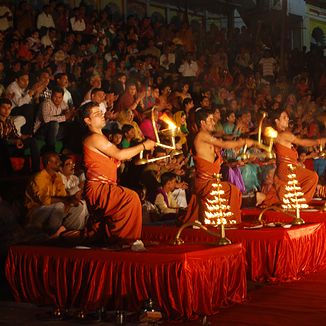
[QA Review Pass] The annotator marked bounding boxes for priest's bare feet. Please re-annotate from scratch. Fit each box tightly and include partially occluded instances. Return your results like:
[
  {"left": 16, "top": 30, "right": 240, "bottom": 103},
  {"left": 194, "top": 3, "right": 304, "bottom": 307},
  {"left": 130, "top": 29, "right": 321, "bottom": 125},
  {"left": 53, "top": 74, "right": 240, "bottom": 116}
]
[
  {"left": 48, "top": 226, "right": 66, "bottom": 240},
  {"left": 256, "top": 192, "right": 266, "bottom": 206}
]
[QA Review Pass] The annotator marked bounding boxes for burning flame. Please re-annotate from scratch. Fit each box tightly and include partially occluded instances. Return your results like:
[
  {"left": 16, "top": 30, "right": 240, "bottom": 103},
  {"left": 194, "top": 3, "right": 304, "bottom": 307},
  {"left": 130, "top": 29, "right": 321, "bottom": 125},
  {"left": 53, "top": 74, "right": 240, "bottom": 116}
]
[
  {"left": 264, "top": 126, "right": 278, "bottom": 138},
  {"left": 159, "top": 113, "right": 177, "bottom": 130}
]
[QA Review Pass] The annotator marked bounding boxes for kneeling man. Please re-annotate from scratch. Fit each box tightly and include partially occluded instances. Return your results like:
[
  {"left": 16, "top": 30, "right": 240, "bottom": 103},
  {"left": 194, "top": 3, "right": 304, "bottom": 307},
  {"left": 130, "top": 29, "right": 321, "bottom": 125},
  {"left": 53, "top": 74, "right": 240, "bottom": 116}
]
[{"left": 181, "top": 109, "right": 254, "bottom": 224}]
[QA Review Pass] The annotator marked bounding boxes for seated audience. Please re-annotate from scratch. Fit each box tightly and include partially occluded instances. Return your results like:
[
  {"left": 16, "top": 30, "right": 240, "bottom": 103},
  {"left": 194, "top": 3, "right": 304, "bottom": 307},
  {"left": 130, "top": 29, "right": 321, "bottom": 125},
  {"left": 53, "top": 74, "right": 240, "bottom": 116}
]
[
  {"left": 148, "top": 172, "right": 180, "bottom": 221},
  {"left": 6, "top": 70, "right": 47, "bottom": 137},
  {"left": 34, "top": 86, "right": 79, "bottom": 152},
  {"left": 0, "top": 98, "right": 40, "bottom": 175},
  {"left": 25, "top": 151, "right": 88, "bottom": 238}
]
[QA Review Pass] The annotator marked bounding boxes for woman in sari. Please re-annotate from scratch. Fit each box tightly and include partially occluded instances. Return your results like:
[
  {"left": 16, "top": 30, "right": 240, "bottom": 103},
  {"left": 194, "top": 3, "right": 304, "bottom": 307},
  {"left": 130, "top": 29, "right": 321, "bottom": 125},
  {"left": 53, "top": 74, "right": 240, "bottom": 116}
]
[
  {"left": 173, "top": 110, "right": 189, "bottom": 152},
  {"left": 116, "top": 108, "right": 144, "bottom": 142},
  {"left": 140, "top": 84, "right": 156, "bottom": 109}
]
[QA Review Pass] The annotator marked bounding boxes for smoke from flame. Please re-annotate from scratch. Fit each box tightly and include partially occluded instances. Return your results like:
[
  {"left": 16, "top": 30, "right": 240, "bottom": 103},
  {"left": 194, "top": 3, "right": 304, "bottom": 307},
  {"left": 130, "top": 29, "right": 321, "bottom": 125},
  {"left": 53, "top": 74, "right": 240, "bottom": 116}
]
[
  {"left": 159, "top": 113, "right": 177, "bottom": 129},
  {"left": 264, "top": 126, "right": 278, "bottom": 138}
]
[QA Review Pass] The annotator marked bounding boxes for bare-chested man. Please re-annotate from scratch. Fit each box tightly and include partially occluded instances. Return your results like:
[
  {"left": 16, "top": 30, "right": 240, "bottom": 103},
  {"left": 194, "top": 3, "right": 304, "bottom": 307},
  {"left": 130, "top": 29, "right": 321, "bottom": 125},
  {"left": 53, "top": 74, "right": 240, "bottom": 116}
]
[
  {"left": 181, "top": 109, "right": 255, "bottom": 224},
  {"left": 264, "top": 109, "right": 326, "bottom": 206},
  {"left": 62, "top": 101, "right": 155, "bottom": 244}
]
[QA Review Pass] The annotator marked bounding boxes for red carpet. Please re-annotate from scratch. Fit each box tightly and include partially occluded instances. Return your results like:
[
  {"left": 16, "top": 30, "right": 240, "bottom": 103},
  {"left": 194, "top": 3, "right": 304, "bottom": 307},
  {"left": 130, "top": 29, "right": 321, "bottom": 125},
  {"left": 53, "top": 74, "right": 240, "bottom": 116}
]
[{"left": 161, "top": 268, "right": 326, "bottom": 326}]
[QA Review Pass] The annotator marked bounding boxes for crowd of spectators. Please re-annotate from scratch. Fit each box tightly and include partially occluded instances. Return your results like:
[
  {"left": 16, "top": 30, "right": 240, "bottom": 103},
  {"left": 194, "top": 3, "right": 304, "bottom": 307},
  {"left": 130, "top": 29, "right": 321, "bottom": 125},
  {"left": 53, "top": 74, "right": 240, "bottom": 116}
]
[{"left": 1, "top": 0, "right": 326, "bottom": 243}]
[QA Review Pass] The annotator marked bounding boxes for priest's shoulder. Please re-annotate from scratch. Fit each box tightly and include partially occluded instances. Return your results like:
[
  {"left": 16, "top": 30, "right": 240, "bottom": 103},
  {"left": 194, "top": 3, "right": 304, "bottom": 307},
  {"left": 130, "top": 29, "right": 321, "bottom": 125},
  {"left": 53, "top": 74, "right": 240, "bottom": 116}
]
[{"left": 83, "top": 132, "right": 108, "bottom": 145}]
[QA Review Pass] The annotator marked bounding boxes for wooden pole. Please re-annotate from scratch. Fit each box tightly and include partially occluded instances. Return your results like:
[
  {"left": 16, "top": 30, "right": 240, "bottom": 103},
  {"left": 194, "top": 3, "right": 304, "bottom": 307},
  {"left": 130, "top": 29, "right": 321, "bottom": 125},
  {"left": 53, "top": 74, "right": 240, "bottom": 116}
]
[{"left": 280, "top": 0, "right": 287, "bottom": 75}]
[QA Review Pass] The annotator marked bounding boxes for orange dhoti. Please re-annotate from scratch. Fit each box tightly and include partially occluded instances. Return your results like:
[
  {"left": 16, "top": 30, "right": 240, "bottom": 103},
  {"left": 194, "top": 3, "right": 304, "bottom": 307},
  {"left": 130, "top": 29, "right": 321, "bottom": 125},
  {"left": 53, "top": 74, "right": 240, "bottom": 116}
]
[
  {"left": 264, "top": 142, "right": 318, "bottom": 206},
  {"left": 182, "top": 151, "right": 242, "bottom": 224},
  {"left": 79, "top": 145, "right": 142, "bottom": 244}
]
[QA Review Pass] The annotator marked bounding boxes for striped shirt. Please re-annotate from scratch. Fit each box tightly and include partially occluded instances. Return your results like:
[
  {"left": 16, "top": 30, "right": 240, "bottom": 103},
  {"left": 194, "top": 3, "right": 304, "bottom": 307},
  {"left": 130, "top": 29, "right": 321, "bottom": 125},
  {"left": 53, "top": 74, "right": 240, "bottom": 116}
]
[
  {"left": 0, "top": 118, "right": 20, "bottom": 144},
  {"left": 259, "top": 57, "right": 276, "bottom": 77},
  {"left": 33, "top": 98, "right": 68, "bottom": 133}
]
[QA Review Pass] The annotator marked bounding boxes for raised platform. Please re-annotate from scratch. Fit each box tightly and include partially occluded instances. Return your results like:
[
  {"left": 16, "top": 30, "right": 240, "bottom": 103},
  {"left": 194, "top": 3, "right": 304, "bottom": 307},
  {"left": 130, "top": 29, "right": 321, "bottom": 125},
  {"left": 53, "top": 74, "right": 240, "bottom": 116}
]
[
  {"left": 242, "top": 200, "right": 326, "bottom": 224},
  {"left": 141, "top": 223, "right": 326, "bottom": 283},
  {"left": 5, "top": 241, "right": 246, "bottom": 320}
]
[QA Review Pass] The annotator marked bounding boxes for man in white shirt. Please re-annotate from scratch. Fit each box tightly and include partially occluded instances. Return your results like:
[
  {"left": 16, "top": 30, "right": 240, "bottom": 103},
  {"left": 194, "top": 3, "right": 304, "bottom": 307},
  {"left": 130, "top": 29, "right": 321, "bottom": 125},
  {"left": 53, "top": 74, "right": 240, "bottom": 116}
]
[
  {"left": 104, "top": 47, "right": 118, "bottom": 64},
  {"left": 34, "top": 87, "right": 78, "bottom": 151},
  {"left": 159, "top": 46, "right": 175, "bottom": 72},
  {"left": 59, "top": 154, "right": 89, "bottom": 223},
  {"left": 149, "top": 172, "right": 180, "bottom": 221},
  {"left": 6, "top": 70, "right": 46, "bottom": 137},
  {"left": 41, "top": 27, "right": 56, "bottom": 48},
  {"left": 37, "top": 5, "right": 55, "bottom": 31},
  {"left": 178, "top": 51, "right": 198, "bottom": 91},
  {"left": 54, "top": 73, "right": 74, "bottom": 109},
  {"left": 70, "top": 7, "right": 85, "bottom": 32}
]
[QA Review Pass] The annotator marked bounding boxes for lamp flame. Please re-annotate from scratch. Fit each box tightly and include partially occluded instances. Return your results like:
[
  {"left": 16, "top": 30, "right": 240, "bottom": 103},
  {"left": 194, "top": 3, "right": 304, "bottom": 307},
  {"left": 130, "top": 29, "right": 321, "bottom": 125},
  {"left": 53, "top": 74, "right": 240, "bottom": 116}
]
[
  {"left": 160, "top": 113, "right": 177, "bottom": 130},
  {"left": 264, "top": 127, "right": 278, "bottom": 138}
]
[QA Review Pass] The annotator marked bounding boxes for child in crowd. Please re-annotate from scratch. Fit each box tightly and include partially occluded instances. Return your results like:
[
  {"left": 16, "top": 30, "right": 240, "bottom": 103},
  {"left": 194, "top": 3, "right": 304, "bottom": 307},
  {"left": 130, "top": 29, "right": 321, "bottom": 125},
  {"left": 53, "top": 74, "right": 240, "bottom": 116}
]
[
  {"left": 261, "top": 168, "right": 275, "bottom": 195},
  {"left": 121, "top": 124, "right": 136, "bottom": 148},
  {"left": 135, "top": 184, "right": 157, "bottom": 224},
  {"left": 111, "top": 129, "right": 123, "bottom": 148},
  {"left": 298, "top": 148, "right": 307, "bottom": 168}
]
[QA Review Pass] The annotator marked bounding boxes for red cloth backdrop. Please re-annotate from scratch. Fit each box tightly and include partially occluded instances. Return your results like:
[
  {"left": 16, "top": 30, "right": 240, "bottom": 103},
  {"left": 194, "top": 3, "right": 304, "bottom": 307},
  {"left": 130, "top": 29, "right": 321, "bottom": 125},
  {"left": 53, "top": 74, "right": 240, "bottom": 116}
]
[
  {"left": 141, "top": 223, "right": 326, "bottom": 283},
  {"left": 5, "top": 241, "right": 247, "bottom": 320}
]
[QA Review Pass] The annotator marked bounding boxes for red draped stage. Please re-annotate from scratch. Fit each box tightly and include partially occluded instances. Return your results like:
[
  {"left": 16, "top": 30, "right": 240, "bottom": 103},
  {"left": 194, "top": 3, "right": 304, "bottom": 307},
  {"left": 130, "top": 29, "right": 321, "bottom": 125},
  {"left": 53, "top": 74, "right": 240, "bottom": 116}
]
[
  {"left": 5, "top": 241, "right": 246, "bottom": 320},
  {"left": 141, "top": 223, "right": 326, "bottom": 283},
  {"left": 242, "top": 204, "right": 326, "bottom": 224}
]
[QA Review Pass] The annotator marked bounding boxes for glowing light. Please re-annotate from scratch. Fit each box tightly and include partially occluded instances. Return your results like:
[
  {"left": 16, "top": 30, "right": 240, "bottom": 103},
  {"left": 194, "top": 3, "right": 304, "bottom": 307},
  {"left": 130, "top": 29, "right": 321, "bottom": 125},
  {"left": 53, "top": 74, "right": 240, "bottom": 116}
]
[
  {"left": 282, "top": 165, "right": 308, "bottom": 211},
  {"left": 204, "top": 175, "right": 236, "bottom": 225},
  {"left": 264, "top": 126, "right": 278, "bottom": 138},
  {"left": 159, "top": 113, "right": 177, "bottom": 129}
]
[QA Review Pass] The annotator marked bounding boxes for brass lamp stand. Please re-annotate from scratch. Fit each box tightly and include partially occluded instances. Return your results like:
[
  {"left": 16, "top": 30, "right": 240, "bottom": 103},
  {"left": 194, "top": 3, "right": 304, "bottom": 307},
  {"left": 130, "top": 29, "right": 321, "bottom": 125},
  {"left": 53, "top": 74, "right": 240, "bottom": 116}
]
[
  {"left": 254, "top": 165, "right": 306, "bottom": 225},
  {"left": 169, "top": 221, "right": 231, "bottom": 247},
  {"left": 170, "top": 174, "right": 234, "bottom": 247}
]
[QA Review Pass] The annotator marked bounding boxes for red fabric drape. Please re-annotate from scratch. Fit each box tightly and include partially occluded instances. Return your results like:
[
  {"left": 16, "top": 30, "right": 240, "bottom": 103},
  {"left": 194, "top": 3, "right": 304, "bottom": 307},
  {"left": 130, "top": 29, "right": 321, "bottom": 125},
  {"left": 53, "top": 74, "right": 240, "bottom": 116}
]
[
  {"left": 241, "top": 207, "right": 326, "bottom": 224},
  {"left": 141, "top": 223, "right": 326, "bottom": 283},
  {"left": 5, "top": 241, "right": 246, "bottom": 320}
]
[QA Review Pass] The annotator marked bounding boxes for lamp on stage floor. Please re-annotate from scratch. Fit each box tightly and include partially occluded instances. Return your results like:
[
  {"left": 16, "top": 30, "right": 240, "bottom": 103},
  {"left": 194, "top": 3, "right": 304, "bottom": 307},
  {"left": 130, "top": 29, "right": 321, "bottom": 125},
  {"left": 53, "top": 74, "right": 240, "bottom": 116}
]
[
  {"left": 170, "top": 174, "right": 236, "bottom": 246},
  {"left": 254, "top": 164, "right": 306, "bottom": 225}
]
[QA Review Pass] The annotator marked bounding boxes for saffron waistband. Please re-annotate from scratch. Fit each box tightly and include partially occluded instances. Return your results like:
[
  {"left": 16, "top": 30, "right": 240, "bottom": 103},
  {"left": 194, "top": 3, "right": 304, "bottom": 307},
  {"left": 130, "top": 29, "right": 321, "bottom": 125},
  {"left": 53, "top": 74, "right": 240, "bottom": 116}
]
[
  {"left": 196, "top": 169, "right": 220, "bottom": 182},
  {"left": 86, "top": 169, "right": 117, "bottom": 185},
  {"left": 276, "top": 155, "right": 299, "bottom": 167}
]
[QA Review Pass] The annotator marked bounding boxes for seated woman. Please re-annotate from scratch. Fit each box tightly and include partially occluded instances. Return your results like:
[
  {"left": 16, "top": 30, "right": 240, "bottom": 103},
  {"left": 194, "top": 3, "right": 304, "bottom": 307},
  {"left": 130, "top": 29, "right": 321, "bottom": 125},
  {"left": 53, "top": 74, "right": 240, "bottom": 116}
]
[
  {"left": 221, "top": 146, "right": 263, "bottom": 194},
  {"left": 175, "top": 81, "right": 191, "bottom": 102},
  {"left": 116, "top": 108, "right": 144, "bottom": 142},
  {"left": 222, "top": 110, "right": 242, "bottom": 137},
  {"left": 238, "top": 146, "right": 263, "bottom": 193},
  {"left": 141, "top": 84, "right": 156, "bottom": 110},
  {"left": 220, "top": 148, "right": 246, "bottom": 194},
  {"left": 173, "top": 110, "right": 188, "bottom": 152},
  {"left": 139, "top": 107, "right": 159, "bottom": 141},
  {"left": 213, "top": 87, "right": 228, "bottom": 106}
]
